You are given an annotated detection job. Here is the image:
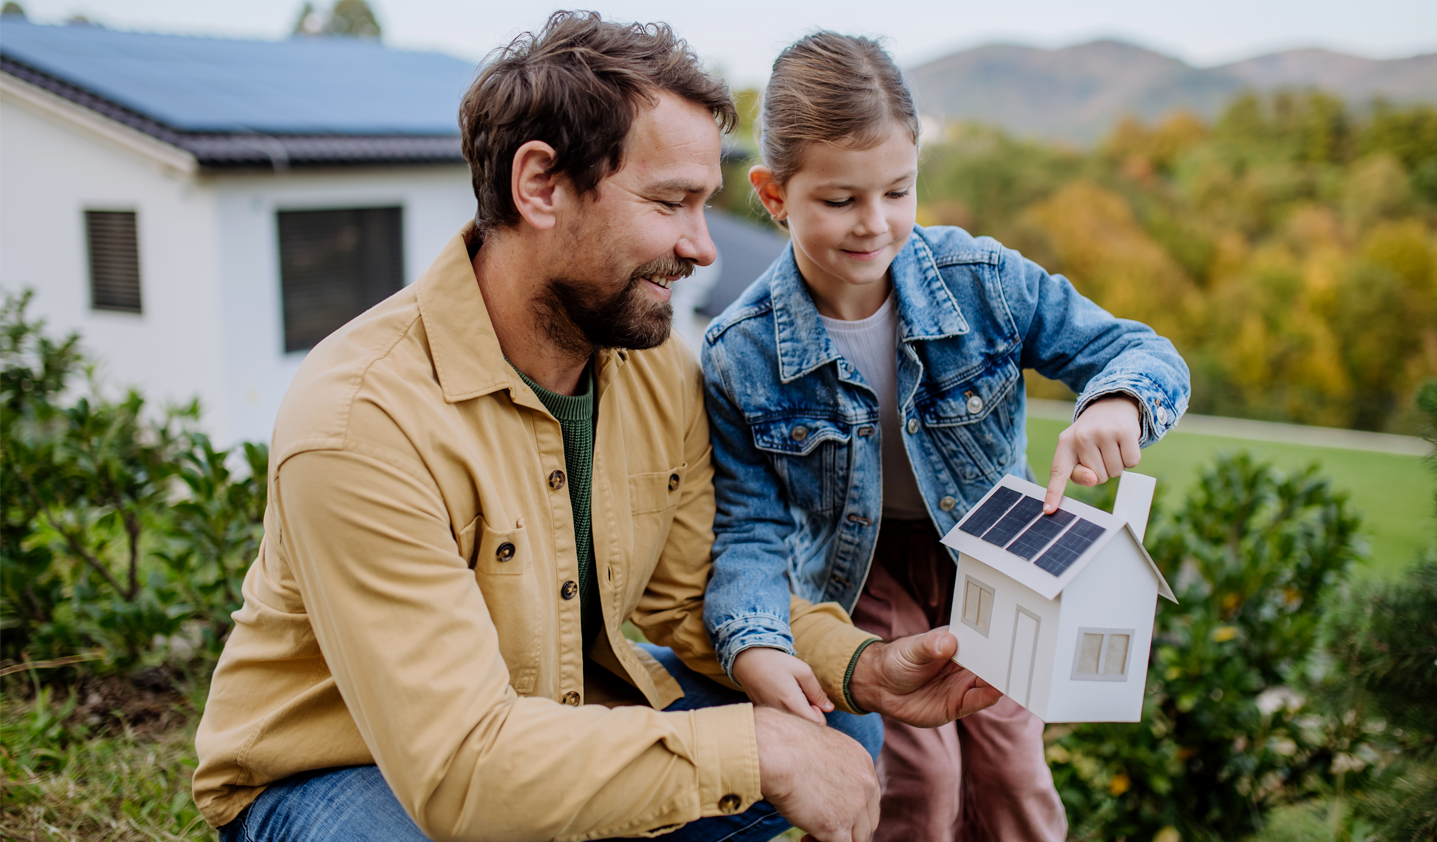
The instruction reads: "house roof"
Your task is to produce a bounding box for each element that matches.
[0,19,473,167]
[940,474,1176,602]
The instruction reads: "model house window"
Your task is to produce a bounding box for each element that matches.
[85,210,142,313]
[960,575,995,637]
[1072,628,1133,682]
[277,206,404,353]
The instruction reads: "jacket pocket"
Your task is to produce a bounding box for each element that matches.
[629,464,686,514]
[917,359,1021,481]
[625,465,686,586]
[750,415,851,514]
[458,514,540,693]
[458,515,531,576]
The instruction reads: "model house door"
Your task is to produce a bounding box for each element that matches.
[1007,607,1040,707]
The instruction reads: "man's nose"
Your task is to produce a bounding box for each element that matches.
[678,210,718,267]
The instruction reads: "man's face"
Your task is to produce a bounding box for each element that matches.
[541,92,723,352]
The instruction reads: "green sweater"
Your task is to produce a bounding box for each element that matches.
[512,363,602,646]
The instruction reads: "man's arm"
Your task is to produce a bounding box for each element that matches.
[276,447,760,842]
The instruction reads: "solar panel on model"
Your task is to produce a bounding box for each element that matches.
[982,496,1044,547]
[1007,509,1076,560]
[958,486,1021,537]
[1034,518,1106,576]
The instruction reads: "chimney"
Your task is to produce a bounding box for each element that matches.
[1113,472,1156,543]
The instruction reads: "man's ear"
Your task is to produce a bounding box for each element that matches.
[749,165,787,223]
[512,140,561,231]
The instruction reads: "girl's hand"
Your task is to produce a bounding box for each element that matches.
[1044,394,1142,514]
[732,647,834,724]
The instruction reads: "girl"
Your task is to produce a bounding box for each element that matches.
[700,33,1189,842]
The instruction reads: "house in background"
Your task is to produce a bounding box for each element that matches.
[940,472,1176,723]
[1,19,788,445]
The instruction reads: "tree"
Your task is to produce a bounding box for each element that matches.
[291,0,381,39]
[1,2,27,19]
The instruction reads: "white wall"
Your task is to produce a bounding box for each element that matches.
[208,165,474,445]
[0,83,227,434]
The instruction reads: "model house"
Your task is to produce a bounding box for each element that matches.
[940,472,1176,723]
[0,19,778,446]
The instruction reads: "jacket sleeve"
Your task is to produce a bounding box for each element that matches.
[1000,246,1191,445]
[275,445,761,842]
[700,334,876,709]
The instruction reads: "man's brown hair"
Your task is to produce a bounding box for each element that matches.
[460,11,737,235]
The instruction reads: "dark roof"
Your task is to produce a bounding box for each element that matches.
[0,20,471,168]
[700,212,790,317]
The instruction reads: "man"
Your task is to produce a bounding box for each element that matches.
[194,12,1000,842]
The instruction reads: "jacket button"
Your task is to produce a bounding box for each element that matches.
[939,496,957,511]
[496,541,516,562]
[1156,405,1169,425]
[857,425,875,437]
[561,580,578,600]
[668,473,680,492]
[563,691,581,706]
[906,418,919,434]
[966,394,984,414]
[790,425,808,441]
[718,793,742,814]
[548,469,566,490]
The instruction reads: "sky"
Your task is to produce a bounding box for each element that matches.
[12,0,1437,88]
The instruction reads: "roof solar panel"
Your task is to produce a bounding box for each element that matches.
[1006,509,1076,560]
[1034,517,1106,576]
[958,486,1021,537]
[982,496,1044,547]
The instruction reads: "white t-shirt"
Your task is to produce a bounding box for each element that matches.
[819,293,928,520]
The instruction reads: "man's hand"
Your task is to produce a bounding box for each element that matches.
[733,647,834,724]
[847,628,1002,728]
[753,706,880,842]
[1044,394,1142,514]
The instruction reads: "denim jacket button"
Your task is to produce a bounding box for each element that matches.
[790,425,809,442]
[906,418,919,434]
[1156,405,1169,425]
[966,394,984,414]
[939,496,957,511]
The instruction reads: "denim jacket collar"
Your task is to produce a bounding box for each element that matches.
[770,230,970,384]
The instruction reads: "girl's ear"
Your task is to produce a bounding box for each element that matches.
[512,140,561,231]
[749,165,787,223]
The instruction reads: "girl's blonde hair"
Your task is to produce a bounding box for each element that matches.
[759,32,920,185]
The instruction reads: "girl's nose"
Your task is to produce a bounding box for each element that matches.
[854,199,886,238]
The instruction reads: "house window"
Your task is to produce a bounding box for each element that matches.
[277,206,404,353]
[960,575,995,637]
[1071,628,1134,682]
[85,210,142,313]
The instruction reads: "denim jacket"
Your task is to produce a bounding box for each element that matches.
[699,225,1190,678]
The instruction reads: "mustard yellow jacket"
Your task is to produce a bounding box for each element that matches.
[192,225,876,841]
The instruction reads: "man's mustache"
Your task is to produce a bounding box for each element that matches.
[631,256,696,280]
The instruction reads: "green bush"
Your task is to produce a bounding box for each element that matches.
[1049,453,1365,841]
[0,290,265,675]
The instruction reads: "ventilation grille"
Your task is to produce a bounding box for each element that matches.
[277,207,404,353]
[85,210,142,313]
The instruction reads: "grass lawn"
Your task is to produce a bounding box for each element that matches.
[1026,416,1434,580]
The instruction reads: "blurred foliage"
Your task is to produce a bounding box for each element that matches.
[1049,453,1366,841]
[912,92,1437,434]
[0,291,266,676]
[292,0,380,38]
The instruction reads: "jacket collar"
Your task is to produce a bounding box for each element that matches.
[770,228,969,383]
[415,222,622,405]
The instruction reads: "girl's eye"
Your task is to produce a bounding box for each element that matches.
[887,189,911,199]
[824,198,853,208]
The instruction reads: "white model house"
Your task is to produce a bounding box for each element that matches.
[0,18,779,446]
[940,472,1176,723]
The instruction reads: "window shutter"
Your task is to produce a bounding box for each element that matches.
[277,207,404,353]
[85,210,142,313]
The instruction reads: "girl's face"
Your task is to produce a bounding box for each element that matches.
[751,121,918,319]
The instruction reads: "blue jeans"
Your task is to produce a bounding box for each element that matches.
[219,644,883,842]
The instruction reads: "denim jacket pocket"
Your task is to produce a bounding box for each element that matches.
[750,415,851,514]
[917,358,1021,482]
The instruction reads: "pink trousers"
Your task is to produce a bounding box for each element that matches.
[850,519,1068,842]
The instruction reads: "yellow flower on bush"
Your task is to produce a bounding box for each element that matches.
[1212,625,1238,642]
[1108,770,1131,795]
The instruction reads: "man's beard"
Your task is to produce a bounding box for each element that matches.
[538,256,694,355]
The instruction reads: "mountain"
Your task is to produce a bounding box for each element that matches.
[906,40,1437,144]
